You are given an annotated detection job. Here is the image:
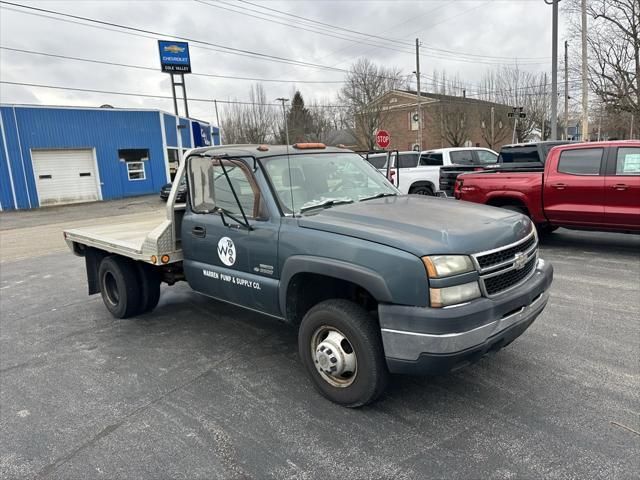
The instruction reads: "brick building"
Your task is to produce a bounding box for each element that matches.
[360,90,513,152]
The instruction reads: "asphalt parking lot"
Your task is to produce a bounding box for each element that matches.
[1,197,639,479]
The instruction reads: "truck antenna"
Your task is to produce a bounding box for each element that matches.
[276,97,295,216]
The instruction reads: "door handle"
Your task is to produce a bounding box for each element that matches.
[191,226,206,237]
[612,183,628,191]
[552,183,567,190]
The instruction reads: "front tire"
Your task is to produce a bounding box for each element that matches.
[298,299,388,407]
[98,256,142,319]
[410,185,434,196]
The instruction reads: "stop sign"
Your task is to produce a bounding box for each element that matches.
[375,130,390,149]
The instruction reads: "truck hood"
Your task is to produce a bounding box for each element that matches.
[297,196,532,256]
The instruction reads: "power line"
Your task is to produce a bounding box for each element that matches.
[233,0,413,46]
[0,46,346,84]
[1,45,568,103]
[199,0,548,66]
[3,80,573,110]
[237,0,549,62]
[0,2,547,71]
[0,1,352,73]
[195,0,418,55]
[0,80,352,108]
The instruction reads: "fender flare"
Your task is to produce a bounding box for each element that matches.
[279,255,393,315]
[409,180,436,192]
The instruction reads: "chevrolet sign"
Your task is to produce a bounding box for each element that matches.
[158,40,191,74]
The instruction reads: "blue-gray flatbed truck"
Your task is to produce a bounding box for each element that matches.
[64,144,553,407]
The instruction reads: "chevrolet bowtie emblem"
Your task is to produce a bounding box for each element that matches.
[513,252,527,270]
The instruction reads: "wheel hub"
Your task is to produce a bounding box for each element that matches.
[312,329,357,386]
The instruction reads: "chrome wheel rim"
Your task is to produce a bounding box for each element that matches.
[310,325,357,388]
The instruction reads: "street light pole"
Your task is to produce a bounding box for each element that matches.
[550,0,559,140]
[415,38,423,150]
[581,0,589,141]
[564,40,569,140]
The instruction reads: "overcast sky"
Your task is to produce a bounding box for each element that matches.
[0,0,569,125]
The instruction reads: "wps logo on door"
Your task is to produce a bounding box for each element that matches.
[217,237,236,266]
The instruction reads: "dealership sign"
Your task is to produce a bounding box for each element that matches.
[192,122,212,147]
[158,40,191,73]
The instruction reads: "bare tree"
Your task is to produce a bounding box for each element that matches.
[478,105,511,149]
[339,58,403,150]
[586,0,638,117]
[478,66,551,142]
[221,84,278,144]
[563,0,639,134]
[441,103,470,147]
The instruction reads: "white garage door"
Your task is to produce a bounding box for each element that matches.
[31,149,100,206]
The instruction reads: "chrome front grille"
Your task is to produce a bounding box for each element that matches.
[473,229,538,297]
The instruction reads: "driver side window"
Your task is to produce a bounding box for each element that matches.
[188,158,263,218]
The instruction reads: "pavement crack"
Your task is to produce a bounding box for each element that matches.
[610,421,640,436]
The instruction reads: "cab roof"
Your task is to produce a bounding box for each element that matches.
[188,144,353,159]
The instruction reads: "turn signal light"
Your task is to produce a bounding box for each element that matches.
[292,143,326,149]
[161,255,170,264]
[150,255,158,264]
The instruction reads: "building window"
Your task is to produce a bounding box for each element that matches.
[408,111,419,131]
[118,149,149,162]
[167,148,180,179]
[119,149,149,181]
[126,161,146,181]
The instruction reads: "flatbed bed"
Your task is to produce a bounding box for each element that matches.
[64,202,185,265]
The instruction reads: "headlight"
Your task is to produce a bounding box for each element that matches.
[430,281,481,308]
[423,255,475,278]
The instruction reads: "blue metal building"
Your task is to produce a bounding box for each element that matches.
[0,105,220,210]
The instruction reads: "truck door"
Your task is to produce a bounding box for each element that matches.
[603,146,640,229]
[181,157,281,317]
[543,147,606,226]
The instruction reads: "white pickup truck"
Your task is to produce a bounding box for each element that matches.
[367,147,498,196]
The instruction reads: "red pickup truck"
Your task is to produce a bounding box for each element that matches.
[454,141,640,234]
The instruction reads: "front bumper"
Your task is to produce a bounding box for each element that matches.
[379,258,553,375]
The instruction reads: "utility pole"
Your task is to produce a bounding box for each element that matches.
[550,0,559,140]
[490,106,495,148]
[415,38,423,150]
[542,72,547,140]
[581,0,589,141]
[564,40,569,140]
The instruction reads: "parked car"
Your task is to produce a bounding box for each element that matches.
[160,178,187,202]
[64,143,553,407]
[454,140,640,234]
[369,147,498,196]
[439,141,570,196]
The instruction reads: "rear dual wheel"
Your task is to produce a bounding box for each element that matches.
[98,256,161,318]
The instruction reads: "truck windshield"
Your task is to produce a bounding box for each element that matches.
[498,147,541,164]
[262,152,398,215]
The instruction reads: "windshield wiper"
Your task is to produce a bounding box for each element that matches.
[360,192,398,202]
[299,199,354,214]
